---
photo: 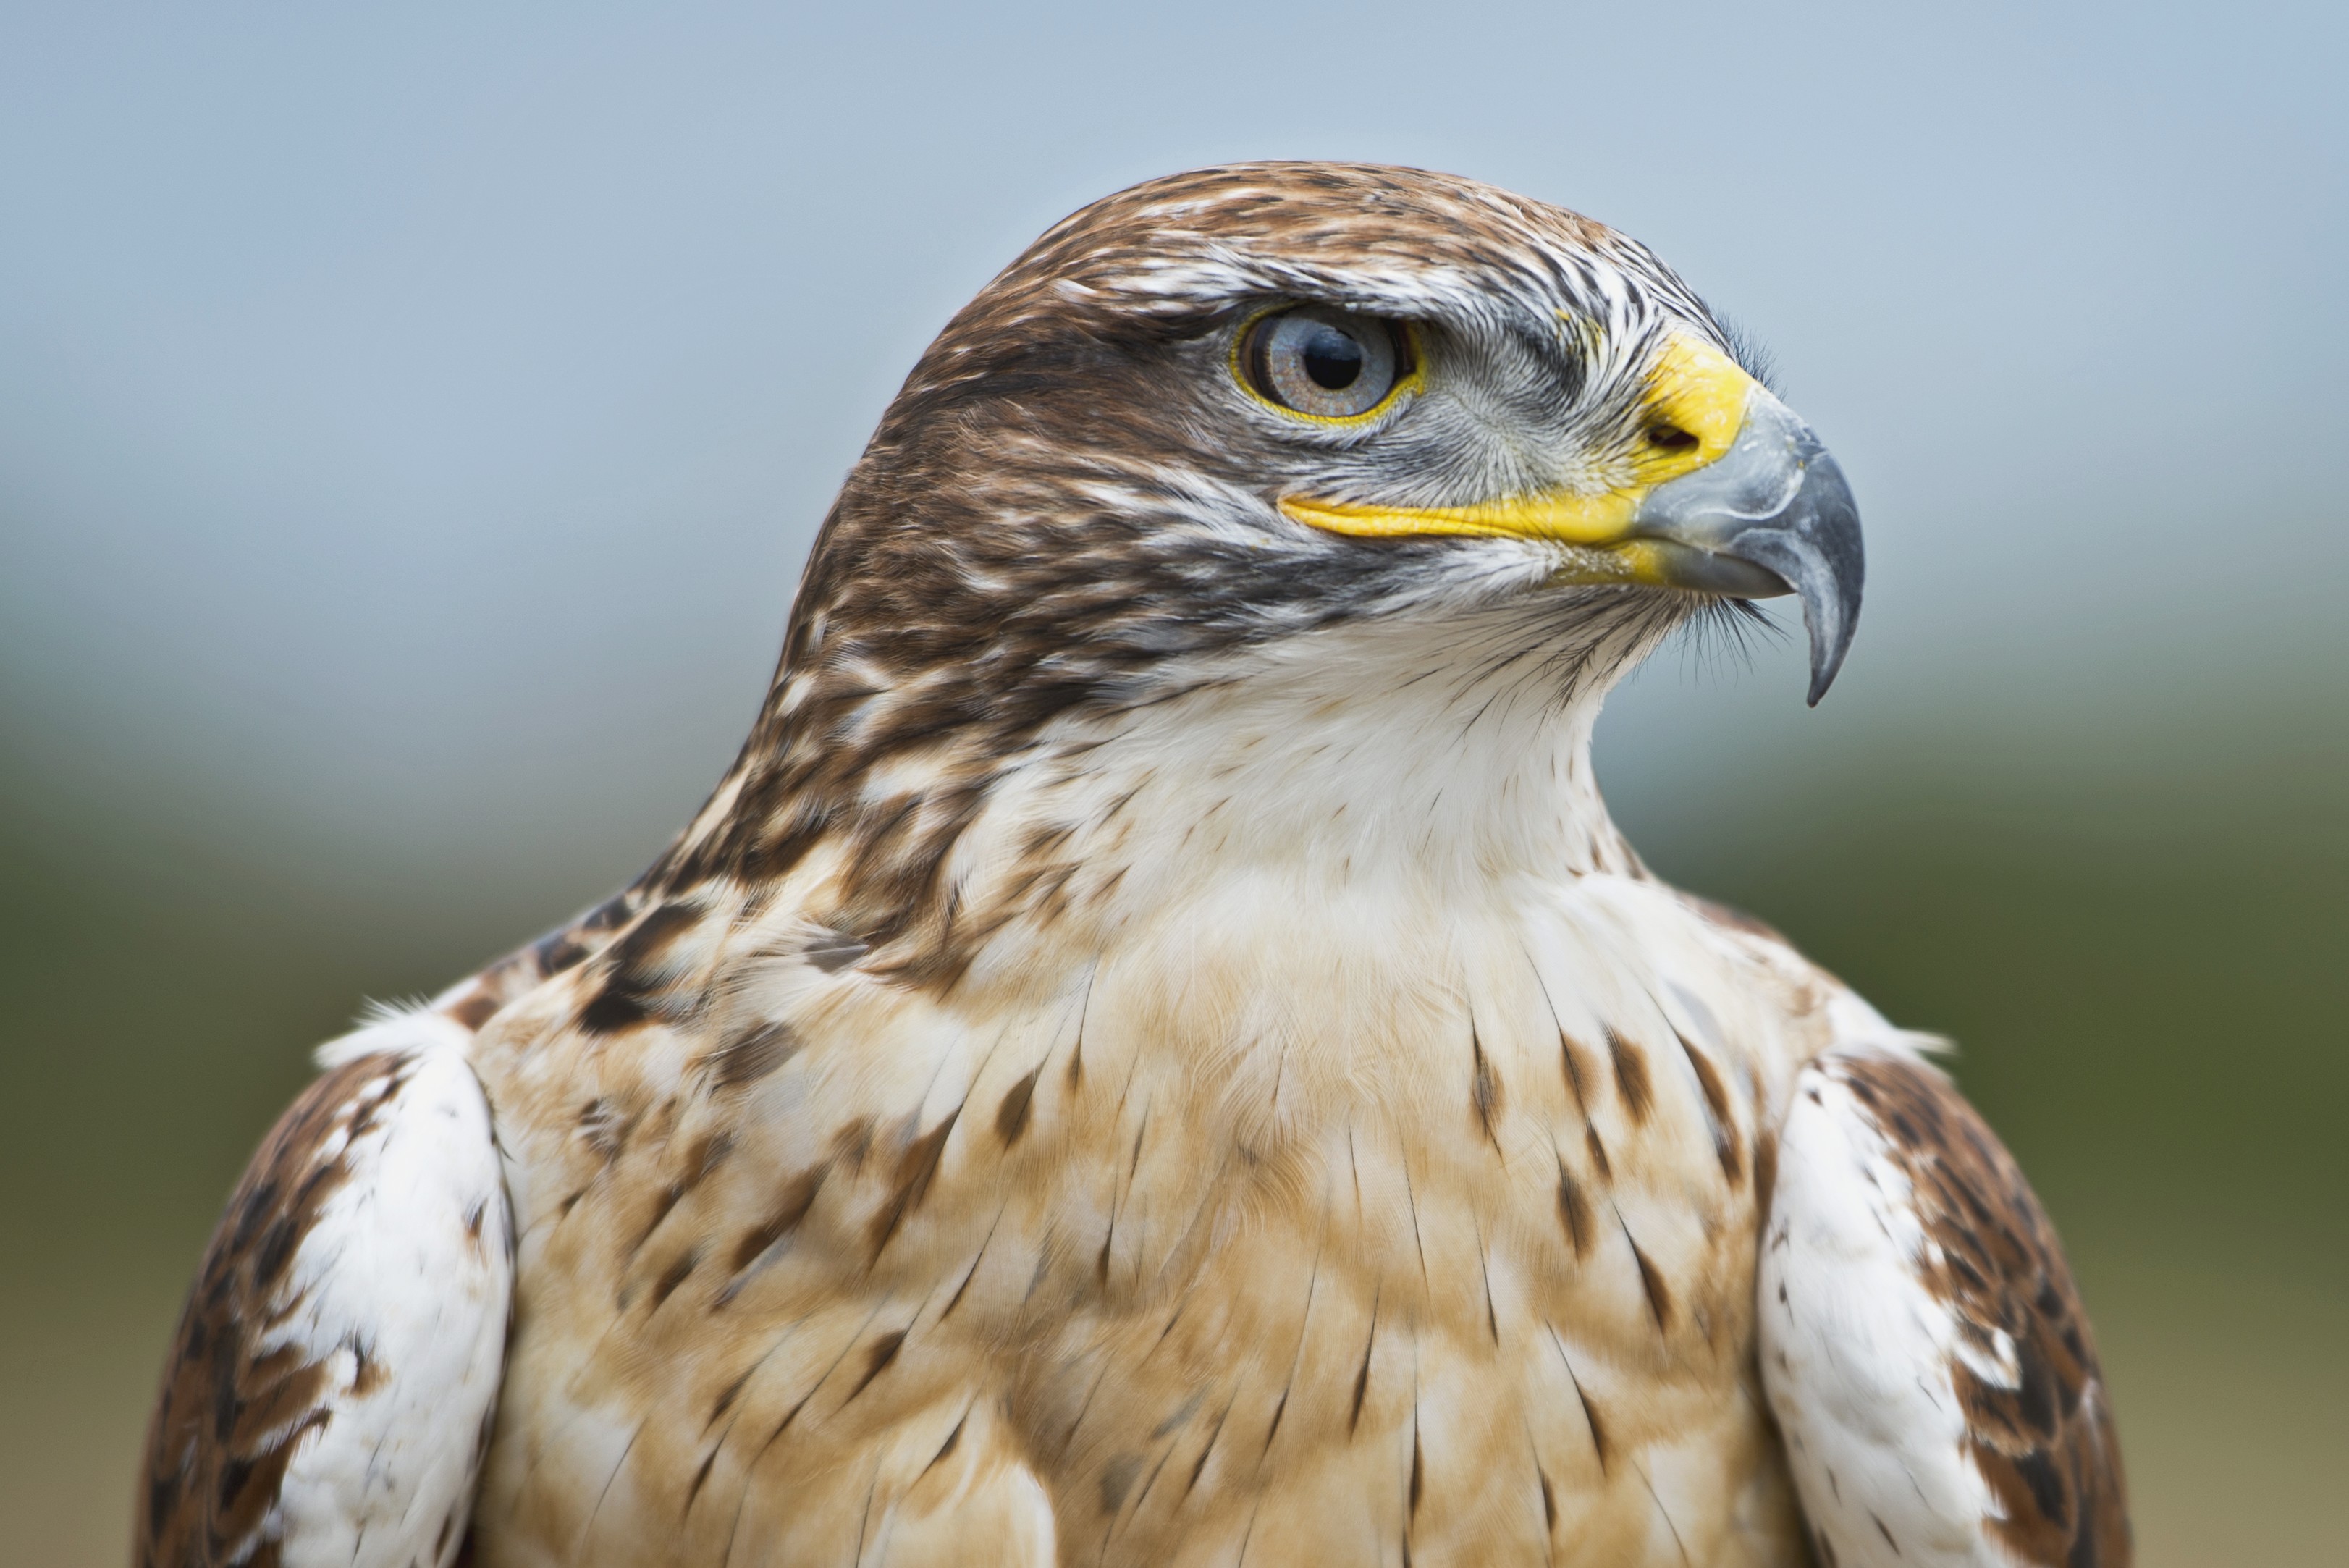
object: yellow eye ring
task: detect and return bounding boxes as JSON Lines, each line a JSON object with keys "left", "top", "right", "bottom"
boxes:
{"left": 1231, "top": 305, "right": 1422, "bottom": 426}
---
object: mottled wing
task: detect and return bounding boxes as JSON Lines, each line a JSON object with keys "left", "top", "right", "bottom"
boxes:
{"left": 1760, "top": 1045, "right": 2128, "bottom": 1568}
{"left": 138, "top": 1015, "right": 511, "bottom": 1568}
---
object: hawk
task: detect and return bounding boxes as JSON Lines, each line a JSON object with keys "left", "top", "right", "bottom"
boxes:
{"left": 137, "top": 163, "right": 2128, "bottom": 1568}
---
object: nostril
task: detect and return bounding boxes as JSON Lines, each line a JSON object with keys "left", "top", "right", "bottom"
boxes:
{"left": 1646, "top": 423, "right": 1699, "bottom": 452}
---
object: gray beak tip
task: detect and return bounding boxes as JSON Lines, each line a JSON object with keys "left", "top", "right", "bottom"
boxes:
{"left": 1804, "top": 615, "right": 1860, "bottom": 709}
{"left": 1790, "top": 450, "right": 1864, "bottom": 705}
{"left": 1705, "top": 437, "right": 1865, "bottom": 707}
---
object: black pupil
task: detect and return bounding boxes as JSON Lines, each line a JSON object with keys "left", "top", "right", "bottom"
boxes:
{"left": 1299, "top": 324, "right": 1364, "bottom": 389}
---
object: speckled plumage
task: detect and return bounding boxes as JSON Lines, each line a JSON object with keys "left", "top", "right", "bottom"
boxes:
{"left": 139, "top": 163, "right": 2126, "bottom": 1568}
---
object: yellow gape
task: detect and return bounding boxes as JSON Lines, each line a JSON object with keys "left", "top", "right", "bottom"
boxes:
{"left": 1278, "top": 334, "right": 1758, "bottom": 547}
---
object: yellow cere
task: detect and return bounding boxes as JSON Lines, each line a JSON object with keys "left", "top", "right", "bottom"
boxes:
{"left": 1278, "top": 334, "right": 1756, "bottom": 544}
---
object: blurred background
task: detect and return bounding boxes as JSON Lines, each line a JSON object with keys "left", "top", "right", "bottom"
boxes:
{"left": 3, "top": 2, "right": 2342, "bottom": 1561}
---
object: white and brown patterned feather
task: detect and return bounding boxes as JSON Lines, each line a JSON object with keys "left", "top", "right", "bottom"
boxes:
{"left": 1760, "top": 1047, "right": 2128, "bottom": 1567}
{"left": 138, "top": 1016, "right": 512, "bottom": 1568}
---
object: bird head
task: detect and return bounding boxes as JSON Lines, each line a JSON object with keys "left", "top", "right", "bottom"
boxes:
{"left": 796, "top": 161, "right": 1860, "bottom": 722}
{"left": 661, "top": 164, "right": 1863, "bottom": 953}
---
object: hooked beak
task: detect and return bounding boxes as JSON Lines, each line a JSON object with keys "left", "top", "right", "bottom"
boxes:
{"left": 1278, "top": 336, "right": 1866, "bottom": 704}
{"left": 1623, "top": 387, "right": 1864, "bottom": 704}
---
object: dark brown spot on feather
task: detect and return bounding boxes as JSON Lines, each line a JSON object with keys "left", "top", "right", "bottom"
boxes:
{"left": 577, "top": 1096, "right": 635, "bottom": 1160}
{"left": 1182, "top": 1404, "right": 1231, "bottom": 1499}
{"left": 648, "top": 1247, "right": 701, "bottom": 1311}
{"left": 940, "top": 1247, "right": 987, "bottom": 1320}
{"left": 1583, "top": 1124, "right": 1612, "bottom": 1181}
{"left": 686, "top": 1447, "right": 720, "bottom": 1512}
{"left": 730, "top": 1165, "right": 828, "bottom": 1274}
{"left": 845, "top": 1330, "right": 906, "bottom": 1402}
{"left": 578, "top": 981, "right": 652, "bottom": 1035}
{"left": 347, "top": 1341, "right": 389, "bottom": 1397}
{"left": 1100, "top": 1454, "right": 1142, "bottom": 1511}
{"left": 707, "top": 1019, "right": 798, "bottom": 1089}
{"left": 628, "top": 1182, "right": 688, "bottom": 1261}
{"left": 608, "top": 899, "right": 701, "bottom": 974}
{"left": 919, "top": 1413, "right": 967, "bottom": 1479}
{"left": 1577, "top": 1384, "right": 1611, "bottom": 1474}
{"left": 708, "top": 1368, "right": 753, "bottom": 1425}
{"left": 1604, "top": 1027, "right": 1651, "bottom": 1122}
{"left": 1556, "top": 1164, "right": 1592, "bottom": 1259}
{"left": 1678, "top": 1034, "right": 1745, "bottom": 1185}
{"left": 578, "top": 906, "right": 707, "bottom": 1037}
{"left": 831, "top": 1116, "right": 874, "bottom": 1173}
{"left": 1627, "top": 1235, "right": 1673, "bottom": 1331}
{"left": 1261, "top": 1390, "right": 1289, "bottom": 1455}
{"left": 804, "top": 926, "right": 870, "bottom": 972}
{"left": 995, "top": 1066, "right": 1042, "bottom": 1146}
{"left": 690, "top": 1131, "right": 735, "bottom": 1179}
{"left": 1349, "top": 1313, "right": 1378, "bottom": 1434}
{"left": 867, "top": 1107, "right": 961, "bottom": 1261}
{"left": 1469, "top": 1024, "right": 1504, "bottom": 1148}
{"left": 1559, "top": 1032, "right": 1593, "bottom": 1113}
{"left": 583, "top": 890, "right": 636, "bottom": 931}
{"left": 449, "top": 990, "right": 500, "bottom": 1029}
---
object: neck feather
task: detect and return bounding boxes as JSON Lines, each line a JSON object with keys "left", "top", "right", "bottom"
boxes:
{"left": 943, "top": 602, "right": 1663, "bottom": 947}
{"left": 643, "top": 592, "right": 1679, "bottom": 990}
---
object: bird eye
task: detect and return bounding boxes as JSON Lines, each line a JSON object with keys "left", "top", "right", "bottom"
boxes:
{"left": 1239, "top": 307, "right": 1410, "bottom": 420}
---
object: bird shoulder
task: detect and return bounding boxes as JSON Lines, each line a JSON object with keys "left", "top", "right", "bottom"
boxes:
{"left": 136, "top": 1008, "right": 510, "bottom": 1568}
{"left": 1759, "top": 1042, "right": 2128, "bottom": 1567}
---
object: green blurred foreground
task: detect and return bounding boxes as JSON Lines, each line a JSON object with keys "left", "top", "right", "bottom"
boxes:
{"left": 2, "top": 696, "right": 2341, "bottom": 1566}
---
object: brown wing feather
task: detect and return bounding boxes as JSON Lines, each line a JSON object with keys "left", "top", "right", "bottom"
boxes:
{"left": 136, "top": 1051, "right": 415, "bottom": 1568}
{"left": 1835, "top": 1052, "right": 2131, "bottom": 1567}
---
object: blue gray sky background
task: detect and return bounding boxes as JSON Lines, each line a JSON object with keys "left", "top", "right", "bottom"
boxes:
{"left": 7, "top": 11, "right": 2348, "bottom": 1560}
{"left": 3, "top": 0, "right": 2343, "bottom": 897}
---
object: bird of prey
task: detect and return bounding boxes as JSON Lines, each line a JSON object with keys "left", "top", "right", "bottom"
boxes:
{"left": 136, "top": 163, "right": 2127, "bottom": 1568}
